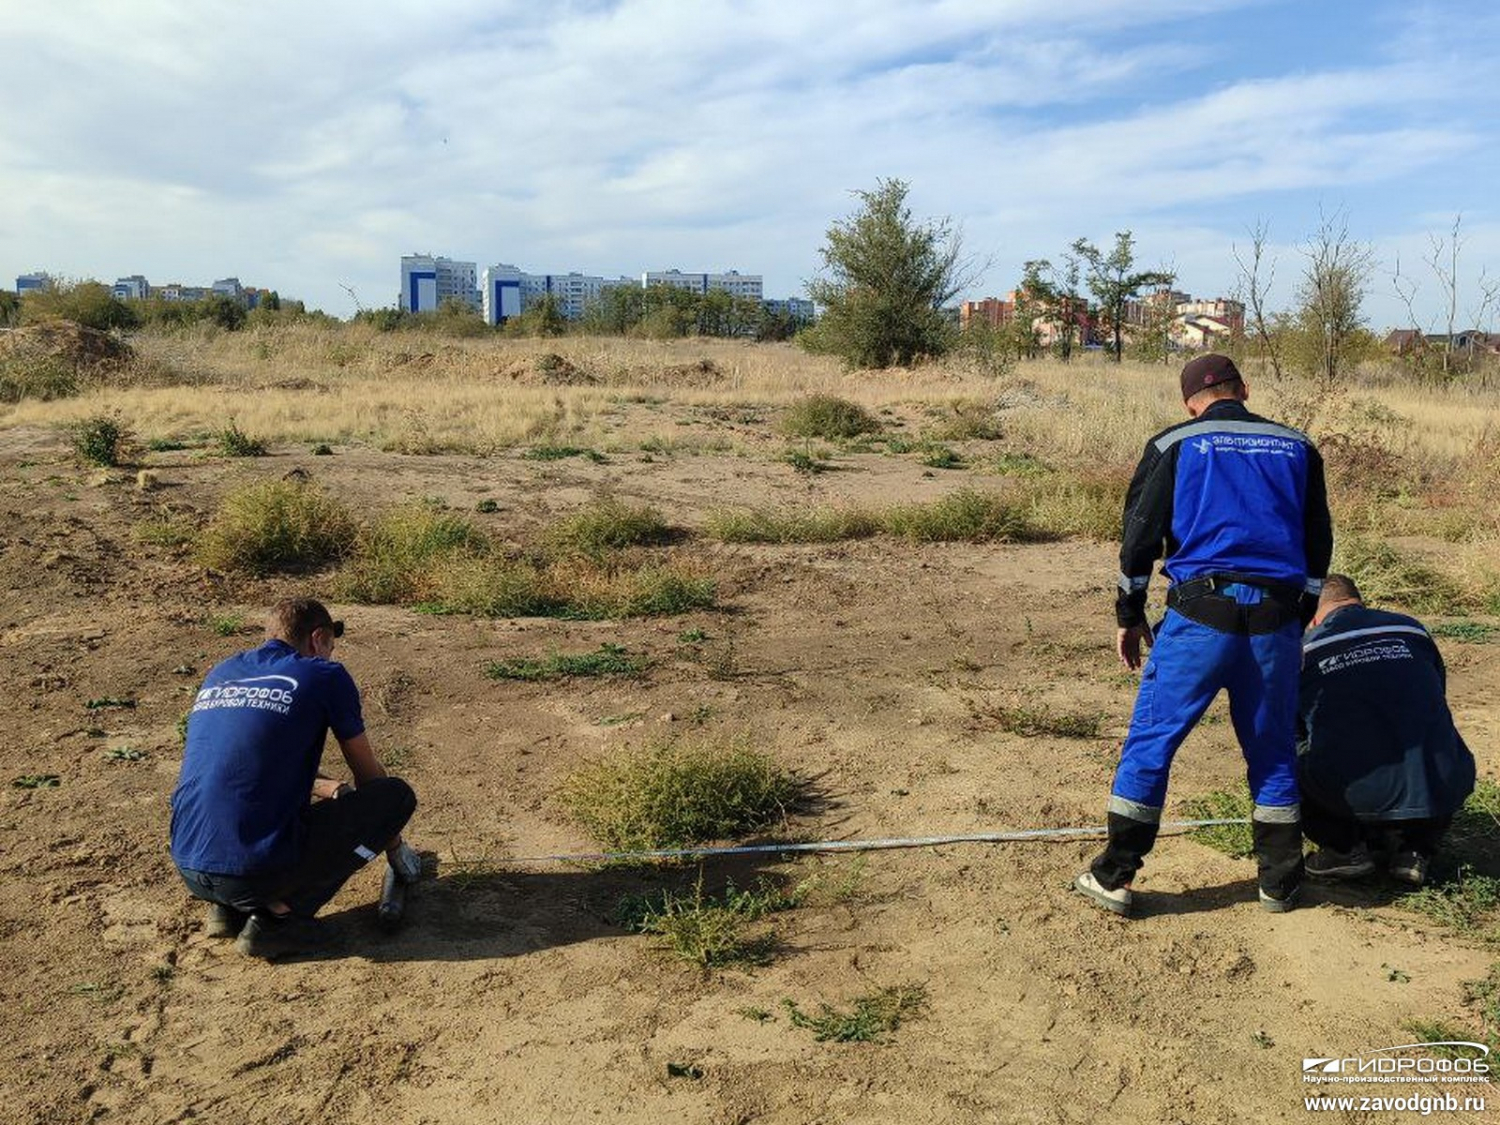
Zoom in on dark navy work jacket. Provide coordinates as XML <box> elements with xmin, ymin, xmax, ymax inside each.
<box><xmin>1298</xmin><ymin>605</ymin><xmax>1474</xmax><ymax>821</ymax></box>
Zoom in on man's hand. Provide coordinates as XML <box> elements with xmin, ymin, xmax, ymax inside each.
<box><xmin>1116</xmin><ymin>623</ymin><xmax>1154</xmax><ymax>671</ymax></box>
<box><xmin>311</xmin><ymin>776</ymin><xmax>347</xmax><ymax>800</ymax></box>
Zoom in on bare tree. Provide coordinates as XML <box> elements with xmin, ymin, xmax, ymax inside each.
<box><xmin>1296</xmin><ymin>209</ymin><xmax>1374</xmax><ymax>392</ymax></box>
<box><xmin>1231</xmin><ymin>219</ymin><xmax>1286</xmax><ymax>382</ymax></box>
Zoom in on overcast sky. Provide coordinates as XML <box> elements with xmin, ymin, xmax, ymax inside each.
<box><xmin>4</xmin><ymin>0</ymin><xmax>1498</xmax><ymax>329</ymax></box>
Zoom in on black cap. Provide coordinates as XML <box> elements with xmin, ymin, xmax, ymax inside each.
<box><xmin>1180</xmin><ymin>354</ymin><xmax>1242</xmax><ymax>400</ymax></box>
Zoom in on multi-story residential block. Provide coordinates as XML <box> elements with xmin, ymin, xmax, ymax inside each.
<box><xmin>15</xmin><ymin>272</ymin><xmax>51</xmax><ymax>294</ymax></box>
<box><xmin>642</xmin><ymin>269</ymin><xmax>762</xmax><ymax>300</ymax></box>
<box><xmin>481</xmin><ymin>265</ymin><xmax>637</xmax><ymax>325</ymax></box>
<box><xmin>112</xmin><ymin>275</ymin><xmax>150</xmax><ymax>301</ymax></box>
<box><xmin>401</xmin><ymin>254</ymin><xmax>479</xmax><ymax>314</ymax></box>
<box><xmin>763</xmin><ymin>297</ymin><xmax>816</xmax><ymax>322</ymax></box>
<box><xmin>1175</xmin><ymin>297</ymin><xmax>1245</xmax><ymax>335</ymax></box>
<box><xmin>959</xmin><ymin>298</ymin><xmax>1015</xmax><ymax>329</ymax></box>
<box><xmin>212</xmin><ymin>277</ymin><xmax>245</xmax><ymax>301</ymax></box>
<box><xmin>158</xmin><ymin>284</ymin><xmax>211</xmax><ymax>302</ymax></box>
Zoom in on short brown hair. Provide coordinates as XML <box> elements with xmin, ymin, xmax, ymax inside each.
<box><xmin>265</xmin><ymin>597</ymin><xmax>342</xmax><ymax>648</ymax></box>
<box><xmin>1318</xmin><ymin>573</ymin><xmax>1363</xmax><ymax>607</ymax></box>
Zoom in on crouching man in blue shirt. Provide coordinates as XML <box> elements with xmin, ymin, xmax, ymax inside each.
<box><xmin>170</xmin><ymin>597</ymin><xmax>417</xmax><ymax>959</ymax></box>
<box><xmin>1298</xmin><ymin>574</ymin><xmax>1475</xmax><ymax>888</ymax></box>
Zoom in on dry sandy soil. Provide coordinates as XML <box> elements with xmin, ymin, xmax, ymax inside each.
<box><xmin>1</xmin><ymin>403</ymin><xmax>1496</xmax><ymax>1125</ymax></box>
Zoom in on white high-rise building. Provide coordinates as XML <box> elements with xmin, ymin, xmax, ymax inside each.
<box><xmin>642</xmin><ymin>269</ymin><xmax>762</xmax><ymax>300</ymax></box>
<box><xmin>112</xmin><ymin>275</ymin><xmax>150</xmax><ymax>301</ymax></box>
<box><xmin>400</xmin><ymin>254</ymin><xmax>479</xmax><ymax>314</ymax></box>
<box><xmin>481</xmin><ymin>265</ymin><xmax>636</xmax><ymax>325</ymax></box>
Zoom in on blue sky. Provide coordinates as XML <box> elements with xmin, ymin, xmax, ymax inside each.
<box><xmin>3</xmin><ymin>0</ymin><xmax>1497</xmax><ymax>329</ymax></box>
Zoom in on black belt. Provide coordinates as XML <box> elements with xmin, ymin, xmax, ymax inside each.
<box><xmin>1166</xmin><ymin>573</ymin><xmax>1303</xmax><ymax>635</ymax></box>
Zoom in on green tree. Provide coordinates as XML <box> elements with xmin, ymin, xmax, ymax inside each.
<box><xmin>1071</xmin><ymin>231</ymin><xmax>1174</xmax><ymax>362</ymax></box>
<box><xmin>201</xmin><ymin>294</ymin><xmax>247</xmax><ymax>330</ymax></box>
<box><xmin>1291</xmin><ymin>211</ymin><xmax>1374</xmax><ymax>390</ymax></box>
<box><xmin>801</xmin><ymin>178</ymin><xmax>967</xmax><ymax>368</ymax></box>
<box><xmin>21</xmin><ymin>280</ymin><xmax>139</xmax><ymax>332</ymax></box>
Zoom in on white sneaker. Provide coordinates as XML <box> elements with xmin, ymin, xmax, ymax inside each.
<box><xmin>1074</xmin><ymin>871</ymin><xmax>1133</xmax><ymax>916</ymax></box>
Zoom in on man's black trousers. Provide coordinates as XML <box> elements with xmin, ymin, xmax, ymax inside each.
<box><xmin>176</xmin><ymin>777</ymin><xmax>417</xmax><ymax>918</ymax></box>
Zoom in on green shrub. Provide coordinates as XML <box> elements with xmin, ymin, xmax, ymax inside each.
<box><xmin>562</xmin><ymin>738</ymin><xmax>800</xmax><ymax>855</ymax></box>
<box><xmin>919</xmin><ymin>444</ymin><xmax>962</xmax><ymax>470</ymax></box>
<box><xmin>69</xmin><ymin>413</ymin><xmax>130</xmax><ymax>467</ymax></box>
<box><xmin>550</xmin><ymin>558</ymin><xmax>716</xmax><ymax>619</ymax></box>
<box><xmin>882</xmin><ymin>488</ymin><xmax>1034</xmax><ymax>543</ymax></box>
<box><xmin>703</xmin><ymin>506</ymin><xmax>882</xmax><ymax>544</ymax></box>
<box><xmin>0</xmin><ymin>354</ymin><xmax>77</xmax><ymax>403</ymax></box>
<box><xmin>522</xmin><ymin>444</ymin><xmax>606</xmax><ymax>463</ymax></box>
<box><xmin>217</xmin><ymin>420</ymin><xmax>267</xmax><ymax>458</ymax></box>
<box><xmin>781</xmin><ymin>395</ymin><xmax>880</xmax><ymax>440</ymax></box>
<box><xmin>616</xmin><ymin>876</ymin><xmax>802</xmax><ymax>968</ymax></box>
<box><xmin>197</xmin><ymin>480</ymin><xmax>358</xmax><ymax>575</ymax></box>
<box><xmin>542</xmin><ymin>497</ymin><xmax>671</xmax><ymax>556</ymax></box>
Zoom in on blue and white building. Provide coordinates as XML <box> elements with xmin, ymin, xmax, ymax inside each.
<box><xmin>642</xmin><ymin>269</ymin><xmax>762</xmax><ymax>300</ymax></box>
<box><xmin>16</xmin><ymin>272</ymin><xmax>51</xmax><ymax>295</ymax></box>
<box><xmin>480</xmin><ymin>265</ymin><xmax>637</xmax><ymax>325</ymax></box>
<box><xmin>400</xmin><ymin>254</ymin><xmax>480</xmax><ymax>314</ymax></box>
<box><xmin>112</xmin><ymin>275</ymin><xmax>150</xmax><ymax>301</ymax></box>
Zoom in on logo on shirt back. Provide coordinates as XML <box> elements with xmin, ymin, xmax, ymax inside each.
<box><xmin>1190</xmin><ymin>433</ymin><xmax>1298</xmax><ymax>457</ymax></box>
<box><xmin>193</xmin><ymin>674</ymin><xmax>299</xmax><ymax>716</ymax></box>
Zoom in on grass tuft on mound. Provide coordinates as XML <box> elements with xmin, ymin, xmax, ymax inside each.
<box><xmin>336</xmin><ymin>503</ymin><xmax>488</xmax><ymax>604</ymax></box>
<box><xmin>197</xmin><ymin>480</ymin><xmax>358</xmax><ymax>575</ymax></box>
<box><xmin>485</xmin><ymin>643</ymin><xmax>646</xmax><ymax>681</ymax></box>
<box><xmin>780</xmin><ymin>395</ymin><xmax>880</xmax><ymax>441</ymax></box>
<box><xmin>882</xmin><ymin>488</ymin><xmax>1038</xmax><ymax>543</ymax></box>
<box><xmin>616</xmin><ymin>875</ymin><xmax>803</xmax><ymax>968</ymax></box>
<box><xmin>704</xmin><ymin>506</ymin><xmax>882</xmax><ymax>544</ymax></box>
<box><xmin>562</xmin><ymin>737</ymin><xmax>800</xmax><ymax>856</ymax></box>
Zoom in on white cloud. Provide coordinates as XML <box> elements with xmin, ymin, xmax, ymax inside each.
<box><xmin>0</xmin><ymin>0</ymin><xmax>1493</xmax><ymax>325</ymax></box>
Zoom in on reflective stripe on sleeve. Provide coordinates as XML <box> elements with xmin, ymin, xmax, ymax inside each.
<box><xmin>1252</xmin><ymin>803</ymin><xmax>1300</xmax><ymax>824</ymax></box>
<box><xmin>1302</xmin><ymin>624</ymin><xmax>1430</xmax><ymax>656</ymax></box>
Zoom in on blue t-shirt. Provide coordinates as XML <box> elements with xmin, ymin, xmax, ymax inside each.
<box><xmin>170</xmin><ymin>640</ymin><xmax>365</xmax><ymax>875</ymax></box>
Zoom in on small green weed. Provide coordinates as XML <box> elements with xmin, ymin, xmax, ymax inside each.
<box><xmin>134</xmin><ymin>513</ymin><xmax>196</xmax><ymax>549</ymax></box>
<box><xmin>781</xmin><ymin>446</ymin><xmax>832</xmax><ymax>474</ymax></box>
<box><xmin>1399</xmin><ymin>866</ymin><xmax>1500</xmax><ymax>935</ymax></box>
<box><xmin>1179</xmin><ymin>787</ymin><xmax>1255</xmax><ymax>859</ymax></box>
<box><xmin>782</xmin><ymin>984</ymin><xmax>928</xmax><ymax>1043</ymax></box>
<box><xmin>563</xmin><ymin>737</ymin><xmax>800</xmax><ymax>855</ymax></box>
<box><xmin>69</xmin><ymin>413</ymin><xmax>130</xmax><ymax>467</ymax></box>
<box><xmin>1432</xmin><ymin>621</ymin><xmax>1496</xmax><ymax>644</ymax></box>
<box><xmin>216</xmin><ymin>420</ymin><xmax>267</xmax><ymax>458</ymax></box>
<box><xmin>485</xmin><ymin>643</ymin><xmax>646</xmax><ymax>681</ymax></box>
<box><xmin>738</xmin><ymin>1006</ymin><xmax>774</xmax><ymax>1023</ymax></box>
<box><xmin>781</xmin><ymin>395</ymin><xmax>879</xmax><ymax>441</ymax></box>
<box><xmin>677</xmin><ymin>627</ymin><xmax>708</xmax><ymax>644</ymax></box>
<box><xmin>104</xmin><ymin>746</ymin><xmax>147</xmax><ymax>762</ymax></box>
<box><xmin>971</xmin><ymin>698</ymin><xmax>1105</xmax><ymax>739</ymax></box>
<box><xmin>476</xmin><ymin>498</ymin><xmax>500</xmax><ymax>514</ymax></box>
<box><xmin>616</xmin><ymin>875</ymin><xmax>803</xmax><ymax>968</ymax></box>
<box><xmin>522</xmin><ymin>444</ymin><xmax>606</xmax><ymax>463</ymax></box>
<box><xmin>310</xmin><ymin>442</ymin><xmax>333</xmax><ymax>456</ymax></box>
<box><xmin>1400</xmin><ymin>1019</ymin><xmax>1494</xmax><ymax>1061</ymax></box>
<box><xmin>85</xmin><ymin>697</ymin><xmax>136</xmax><ymax>710</ymax></box>
<box><xmin>13</xmin><ymin>774</ymin><xmax>61</xmax><ymax>789</ymax></box>
<box><xmin>919</xmin><ymin>445</ymin><xmax>963</xmax><ymax>470</ymax></box>
<box><xmin>146</xmin><ymin>437</ymin><xmax>191</xmax><ymax>452</ymax></box>
<box><xmin>985</xmin><ymin>452</ymin><xmax>1051</xmax><ymax>478</ymax></box>
<box><xmin>209</xmin><ymin>613</ymin><xmax>245</xmax><ymax>636</ymax></box>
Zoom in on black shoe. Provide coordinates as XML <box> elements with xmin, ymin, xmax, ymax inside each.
<box><xmin>1305</xmin><ymin>845</ymin><xmax>1377</xmax><ymax>880</ymax></box>
<box><xmin>1258</xmin><ymin>885</ymin><xmax>1301</xmax><ymax>913</ymax></box>
<box><xmin>206</xmin><ymin>903</ymin><xmax>249</xmax><ymax>939</ymax></box>
<box><xmin>1388</xmin><ymin>851</ymin><xmax>1429</xmax><ymax>887</ymax></box>
<box><xmin>235</xmin><ymin>913</ymin><xmax>325</xmax><ymax>961</ymax></box>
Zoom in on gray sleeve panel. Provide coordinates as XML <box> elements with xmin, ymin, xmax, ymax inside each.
<box><xmin>1153</xmin><ymin>419</ymin><xmax>1312</xmax><ymax>453</ymax></box>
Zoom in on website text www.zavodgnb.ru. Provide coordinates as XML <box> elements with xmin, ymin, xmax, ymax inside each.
<box><xmin>1304</xmin><ymin>1093</ymin><xmax>1485</xmax><ymax>1114</ymax></box>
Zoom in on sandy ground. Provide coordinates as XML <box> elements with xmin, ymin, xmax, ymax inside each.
<box><xmin>1</xmin><ymin>414</ymin><xmax>1496</xmax><ymax>1125</ymax></box>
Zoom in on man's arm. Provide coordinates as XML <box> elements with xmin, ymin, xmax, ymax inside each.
<box><xmin>1300</xmin><ymin>445</ymin><xmax>1334</xmax><ymax>624</ymax></box>
<box><xmin>337</xmin><ymin>732</ymin><xmax>388</xmax><ymax>787</ymax></box>
<box><xmin>1116</xmin><ymin>439</ymin><xmax>1173</xmax><ymax>629</ymax></box>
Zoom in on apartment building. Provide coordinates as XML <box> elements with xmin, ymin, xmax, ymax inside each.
<box><xmin>642</xmin><ymin>269</ymin><xmax>762</xmax><ymax>300</ymax></box>
<box><xmin>400</xmin><ymin>254</ymin><xmax>480</xmax><ymax>314</ymax></box>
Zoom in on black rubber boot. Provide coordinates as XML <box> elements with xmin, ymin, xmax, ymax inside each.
<box><xmin>1090</xmin><ymin>811</ymin><xmax>1161</xmax><ymax>891</ymax></box>
<box><xmin>1253</xmin><ymin>816</ymin><xmax>1304</xmax><ymax>907</ymax></box>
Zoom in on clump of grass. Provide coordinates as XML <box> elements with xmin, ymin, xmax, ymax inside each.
<box><xmin>0</xmin><ymin>353</ymin><xmax>77</xmax><ymax>403</ymax></box>
<box><xmin>1431</xmin><ymin>621</ymin><xmax>1496</xmax><ymax>644</ymax></box>
<box><xmin>134</xmin><ymin>512</ymin><xmax>196</xmax><ymax>549</ymax></box>
<box><xmin>882</xmin><ymin>488</ymin><xmax>1035</xmax><ymax>543</ymax></box>
<box><xmin>208</xmin><ymin>613</ymin><xmax>244</xmax><ymax>636</ymax></box>
<box><xmin>985</xmin><ymin>452</ymin><xmax>1051</xmax><ymax>478</ymax></box>
<box><xmin>782</xmin><ymin>984</ymin><xmax>928</xmax><ymax>1043</ymax></box>
<box><xmin>197</xmin><ymin>480</ymin><xmax>358</xmax><ymax>575</ymax></box>
<box><xmin>704</xmin><ymin>506</ymin><xmax>881</xmax><ymax>544</ymax></box>
<box><xmin>919</xmin><ymin>445</ymin><xmax>963</xmax><ymax>470</ymax></box>
<box><xmin>146</xmin><ymin>437</ymin><xmax>191</xmax><ymax>453</ymax></box>
<box><xmin>974</xmin><ymin>699</ymin><xmax>1106</xmax><ymax>739</ymax></box>
<box><xmin>1400</xmin><ymin>1018</ymin><xmax>1494</xmax><ymax>1059</ymax></box>
<box><xmin>69</xmin><ymin>413</ymin><xmax>130</xmax><ymax>467</ymax></box>
<box><xmin>85</xmin><ymin>696</ymin><xmax>135</xmax><ymax>710</ymax></box>
<box><xmin>336</xmin><ymin>503</ymin><xmax>487</xmax><ymax>604</ymax></box>
<box><xmin>1399</xmin><ymin>867</ymin><xmax>1500</xmax><ymax>935</ymax></box>
<box><xmin>1179</xmin><ymin>787</ymin><xmax>1255</xmax><ymax>859</ymax></box>
<box><xmin>217</xmin><ymin>419</ymin><xmax>267</xmax><ymax>458</ymax></box>
<box><xmin>485</xmin><ymin>643</ymin><xmax>646</xmax><ymax>681</ymax></box>
<box><xmin>616</xmin><ymin>875</ymin><xmax>803</xmax><ymax>968</ymax></box>
<box><xmin>522</xmin><ymin>444</ymin><xmax>606</xmax><ymax>463</ymax></box>
<box><xmin>781</xmin><ymin>446</ymin><xmax>833</xmax><ymax>474</ymax></box>
<box><xmin>542</xmin><ymin>497</ymin><xmax>671</xmax><ymax>556</ymax></box>
<box><xmin>562</xmin><ymin>737</ymin><xmax>800</xmax><ymax>855</ymax></box>
<box><xmin>927</xmin><ymin>399</ymin><xmax>1003</xmax><ymax>441</ymax></box>
<box><xmin>545</xmin><ymin>556</ymin><xmax>716</xmax><ymax>618</ymax></box>
<box><xmin>104</xmin><ymin>746</ymin><xmax>147</xmax><ymax>762</ymax></box>
<box><xmin>781</xmin><ymin>395</ymin><xmax>880</xmax><ymax>440</ymax></box>
<box><xmin>310</xmin><ymin>442</ymin><xmax>333</xmax><ymax>456</ymax></box>
<box><xmin>475</xmin><ymin>498</ymin><xmax>500</xmax><ymax>514</ymax></box>
<box><xmin>1020</xmin><ymin>469</ymin><xmax>1128</xmax><ymax>541</ymax></box>
<box><xmin>1335</xmin><ymin>535</ymin><xmax>1470</xmax><ymax>614</ymax></box>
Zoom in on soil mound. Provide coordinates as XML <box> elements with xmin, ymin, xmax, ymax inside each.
<box><xmin>0</xmin><ymin>320</ymin><xmax>134</xmax><ymax>372</ymax></box>
<box><xmin>502</xmin><ymin>353</ymin><xmax>599</xmax><ymax>386</ymax></box>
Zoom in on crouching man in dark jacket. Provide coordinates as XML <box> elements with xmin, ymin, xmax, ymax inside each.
<box><xmin>1298</xmin><ymin>574</ymin><xmax>1475</xmax><ymax>887</ymax></box>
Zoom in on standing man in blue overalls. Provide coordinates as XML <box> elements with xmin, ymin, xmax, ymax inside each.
<box><xmin>1075</xmin><ymin>354</ymin><xmax>1333</xmax><ymax>916</ymax></box>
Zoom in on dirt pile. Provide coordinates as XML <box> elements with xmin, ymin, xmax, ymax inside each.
<box><xmin>0</xmin><ymin>320</ymin><xmax>134</xmax><ymax>372</ymax></box>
